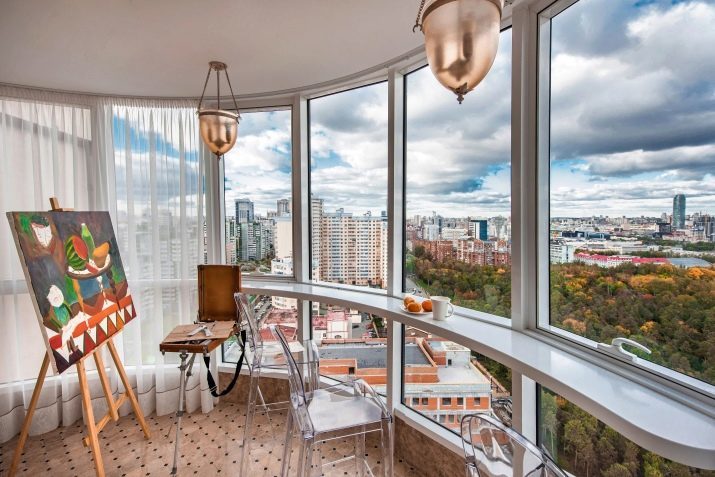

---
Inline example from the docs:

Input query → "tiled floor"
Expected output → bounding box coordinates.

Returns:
[0,401,418,476]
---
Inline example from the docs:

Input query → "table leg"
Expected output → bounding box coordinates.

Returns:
[171,351,190,476]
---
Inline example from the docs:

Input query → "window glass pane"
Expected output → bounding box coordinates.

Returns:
[223,293,298,362]
[404,30,512,319]
[542,0,715,384]
[311,301,387,395]
[538,386,714,476]
[402,326,513,433]
[223,109,292,277]
[309,83,388,289]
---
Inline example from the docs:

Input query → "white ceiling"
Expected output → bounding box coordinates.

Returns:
[0,0,425,98]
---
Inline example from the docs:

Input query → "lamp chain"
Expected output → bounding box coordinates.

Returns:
[413,0,427,32]
[197,65,212,111]
[224,70,241,118]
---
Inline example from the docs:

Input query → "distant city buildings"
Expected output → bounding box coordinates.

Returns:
[406,212,512,267]
[548,200,714,268]
[235,198,254,224]
[225,193,711,281]
[673,194,686,230]
[276,198,291,217]
[469,219,488,241]
[225,198,293,265]
[693,213,715,242]
[574,252,667,268]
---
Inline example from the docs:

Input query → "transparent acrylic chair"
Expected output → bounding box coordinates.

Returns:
[270,324,394,477]
[461,414,567,477]
[236,293,320,477]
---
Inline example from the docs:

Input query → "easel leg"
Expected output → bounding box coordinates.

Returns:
[93,349,118,421]
[76,360,105,477]
[171,351,190,476]
[107,339,150,438]
[9,354,50,477]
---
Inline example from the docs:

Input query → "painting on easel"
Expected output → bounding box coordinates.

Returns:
[7,211,136,373]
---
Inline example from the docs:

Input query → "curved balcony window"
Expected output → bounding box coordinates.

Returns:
[222,109,293,277]
[308,82,389,290]
[538,0,715,386]
[404,29,512,320]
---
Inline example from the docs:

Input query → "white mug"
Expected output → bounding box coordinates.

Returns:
[431,296,454,321]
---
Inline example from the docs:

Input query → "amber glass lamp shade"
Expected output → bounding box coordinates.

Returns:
[199,109,239,156]
[422,0,503,103]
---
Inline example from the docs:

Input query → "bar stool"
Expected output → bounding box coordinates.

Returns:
[461,413,567,477]
[270,324,394,477]
[236,292,320,477]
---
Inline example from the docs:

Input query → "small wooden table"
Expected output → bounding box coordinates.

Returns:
[160,321,238,475]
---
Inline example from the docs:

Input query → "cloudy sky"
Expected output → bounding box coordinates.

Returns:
[225,0,714,220]
[223,109,292,216]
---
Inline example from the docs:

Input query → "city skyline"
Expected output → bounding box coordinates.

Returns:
[228,194,713,223]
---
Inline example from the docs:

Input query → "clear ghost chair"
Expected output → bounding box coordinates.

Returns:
[270,324,394,477]
[236,293,320,477]
[461,414,567,477]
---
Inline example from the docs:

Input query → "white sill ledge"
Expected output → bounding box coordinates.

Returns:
[241,279,715,470]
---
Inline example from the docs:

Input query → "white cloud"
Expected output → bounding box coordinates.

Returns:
[223,110,292,216]
[583,144,715,177]
[220,1,715,220]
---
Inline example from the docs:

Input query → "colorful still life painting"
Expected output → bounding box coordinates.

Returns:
[7,211,136,374]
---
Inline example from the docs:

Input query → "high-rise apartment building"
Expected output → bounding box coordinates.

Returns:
[354,211,387,287]
[311,194,324,278]
[489,216,510,240]
[225,216,238,264]
[274,216,292,258]
[320,208,357,285]
[314,206,387,287]
[277,198,291,217]
[693,214,715,242]
[238,222,271,261]
[235,198,255,223]
[424,223,440,241]
[469,219,488,241]
[673,194,686,229]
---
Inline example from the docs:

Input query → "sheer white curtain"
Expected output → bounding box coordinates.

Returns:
[0,87,99,442]
[0,87,214,444]
[108,98,215,418]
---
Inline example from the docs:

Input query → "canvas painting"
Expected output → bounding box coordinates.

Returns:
[7,211,136,374]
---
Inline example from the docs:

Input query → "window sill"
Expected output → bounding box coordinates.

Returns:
[242,278,715,470]
[532,325,714,401]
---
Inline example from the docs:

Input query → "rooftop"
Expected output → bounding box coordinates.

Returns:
[319,342,430,368]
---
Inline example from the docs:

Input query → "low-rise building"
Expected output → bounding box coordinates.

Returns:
[315,335,493,430]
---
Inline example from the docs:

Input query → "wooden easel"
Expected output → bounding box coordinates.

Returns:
[9,198,151,477]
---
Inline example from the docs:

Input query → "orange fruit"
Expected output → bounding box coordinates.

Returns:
[422,300,432,312]
[403,296,416,306]
[407,302,422,313]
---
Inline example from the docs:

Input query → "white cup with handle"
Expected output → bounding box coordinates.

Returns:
[431,296,454,321]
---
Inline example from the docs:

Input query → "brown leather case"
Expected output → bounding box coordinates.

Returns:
[197,265,242,322]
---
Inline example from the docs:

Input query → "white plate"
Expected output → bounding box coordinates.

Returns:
[399,303,431,315]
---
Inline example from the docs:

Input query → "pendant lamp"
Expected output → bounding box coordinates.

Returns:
[197,61,241,157]
[414,0,504,103]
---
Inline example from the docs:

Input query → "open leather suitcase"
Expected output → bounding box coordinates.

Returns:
[197,264,242,322]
